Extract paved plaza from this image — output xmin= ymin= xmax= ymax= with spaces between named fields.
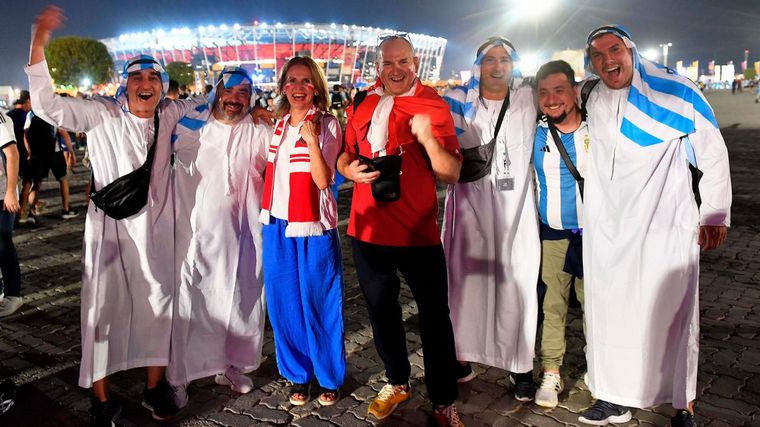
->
xmin=0 ymin=90 xmax=758 ymax=426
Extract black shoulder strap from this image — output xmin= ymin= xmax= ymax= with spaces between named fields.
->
xmin=353 ymin=90 xmax=368 ymax=111
xmin=580 ymin=78 xmax=600 ymax=120
xmin=547 ymin=119 xmax=584 ymax=201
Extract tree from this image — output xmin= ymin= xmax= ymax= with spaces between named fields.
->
xmin=744 ymin=67 xmax=757 ymax=81
xmin=166 ymin=62 xmax=194 ymax=87
xmin=46 ymin=36 xmax=113 ymax=86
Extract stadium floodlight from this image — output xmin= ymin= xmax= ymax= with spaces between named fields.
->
xmin=275 ymin=22 xmax=283 ymax=29
xmin=261 ymin=22 xmax=268 ymax=28
xmin=220 ymin=24 xmax=228 ymax=31
xmin=207 ymin=25 xmax=216 ymax=32
xmin=511 ymin=0 xmax=558 ymax=19
xmin=641 ymin=48 xmax=659 ymax=61
xmin=518 ymin=52 xmax=540 ymax=76
xmin=233 ymin=23 xmax=241 ymax=30
xmin=330 ymin=23 xmax=337 ymax=29
xmin=197 ymin=26 xmax=205 ymax=33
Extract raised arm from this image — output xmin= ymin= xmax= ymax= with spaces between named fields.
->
xmin=26 ymin=6 xmax=104 ymax=132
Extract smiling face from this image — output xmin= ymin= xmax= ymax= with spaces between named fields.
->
xmin=126 ymin=69 xmax=163 ymax=118
xmin=214 ymin=83 xmax=252 ymax=123
xmin=589 ymin=33 xmax=634 ymax=90
xmin=538 ymin=72 xmax=578 ymax=124
xmin=376 ymin=38 xmax=419 ymax=96
xmin=479 ymin=46 xmax=512 ymax=95
xmin=283 ymin=63 xmax=316 ymax=111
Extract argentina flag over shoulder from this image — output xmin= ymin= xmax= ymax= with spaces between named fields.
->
xmin=443 ymin=37 xmax=520 ymax=148
xmin=585 ymin=25 xmax=719 ymax=147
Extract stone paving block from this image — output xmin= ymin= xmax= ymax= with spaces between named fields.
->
xmin=292 ymin=415 xmax=337 ymax=427
xmin=207 ymin=410 xmax=257 ymax=426
xmin=557 ymin=389 xmax=593 ymax=413
xmin=632 ymin=408 xmax=671 ymax=426
xmin=246 ymin=404 xmax=292 ymax=424
xmin=708 ymin=375 xmax=745 ymax=398
xmin=330 ymin=412 xmax=374 ymax=426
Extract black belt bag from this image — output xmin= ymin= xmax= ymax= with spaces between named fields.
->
xmin=458 ymin=93 xmax=510 ymax=183
xmin=90 ymin=111 xmax=159 ymax=220
xmin=357 ymin=144 xmax=402 ymax=202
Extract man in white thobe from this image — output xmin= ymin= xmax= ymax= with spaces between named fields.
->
xmin=27 ymin=7 xmax=206 ymax=425
xmin=441 ymin=37 xmax=541 ymax=401
xmin=578 ymin=25 xmax=731 ymax=427
xmin=168 ymin=67 xmax=270 ymax=404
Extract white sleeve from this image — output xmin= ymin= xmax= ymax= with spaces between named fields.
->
xmin=0 ymin=112 xmax=15 ymax=145
xmin=689 ymin=127 xmax=732 ymax=227
xmin=320 ymin=115 xmax=342 ymax=182
xmin=160 ymin=96 xmax=209 ymax=126
xmin=25 ymin=60 xmax=105 ymax=132
xmin=252 ymin=123 xmax=272 ymax=176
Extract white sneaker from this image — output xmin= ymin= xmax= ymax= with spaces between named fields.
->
xmin=171 ymin=383 xmax=188 ymax=409
xmin=0 ymin=297 xmax=23 ymax=317
xmin=535 ymin=372 xmax=563 ymax=408
xmin=215 ymin=366 xmax=253 ymax=394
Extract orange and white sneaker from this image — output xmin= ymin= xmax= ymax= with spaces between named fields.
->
xmin=367 ymin=383 xmax=411 ymax=420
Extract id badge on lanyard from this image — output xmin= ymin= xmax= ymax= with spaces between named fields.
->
xmin=495 ymin=137 xmax=513 ymax=192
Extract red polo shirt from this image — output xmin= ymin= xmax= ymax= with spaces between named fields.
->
xmin=344 ymin=83 xmax=460 ymax=247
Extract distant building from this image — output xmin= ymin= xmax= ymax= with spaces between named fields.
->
xmin=100 ymin=23 xmax=447 ymax=88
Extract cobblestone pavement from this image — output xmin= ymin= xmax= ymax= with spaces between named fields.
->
xmin=0 ymin=90 xmax=759 ymax=426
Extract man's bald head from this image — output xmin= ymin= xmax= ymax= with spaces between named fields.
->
xmin=376 ymin=38 xmax=420 ymax=96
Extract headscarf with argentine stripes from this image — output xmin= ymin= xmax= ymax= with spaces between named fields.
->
xmin=585 ymin=25 xmax=719 ymax=147
xmin=114 ymin=55 xmax=169 ymax=111
xmin=443 ymin=37 xmax=521 ymax=150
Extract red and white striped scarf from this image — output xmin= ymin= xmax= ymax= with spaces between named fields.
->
xmin=259 ymin=107 xmax=323 ymax=237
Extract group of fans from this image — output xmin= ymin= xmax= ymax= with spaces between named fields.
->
xmin=0 ymin=5 xmax=732 ymax=427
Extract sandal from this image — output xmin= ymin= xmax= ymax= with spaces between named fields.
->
xmin=289 ymin=383 xmax=309 ymax=406
xmin=317 ymin=388 xmax=339 ymax=406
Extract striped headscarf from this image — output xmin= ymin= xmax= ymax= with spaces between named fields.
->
xmin=585 ymin=25 xmax=718 ymax=146
xmin=446 ymin=37 xmax=520 ymax=129
xmin=114 ymin=55 xmax=169 ymax=109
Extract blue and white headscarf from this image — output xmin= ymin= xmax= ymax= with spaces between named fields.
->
xmin=585 ymin=25 xmax=718 ymax=147
xmin=114 ymin=55 xmax=170 ymax=110
xmin=445 ymin=37 xmax=520 ymax=131
xmin=172 ymin=66 xmax=255 ymax=195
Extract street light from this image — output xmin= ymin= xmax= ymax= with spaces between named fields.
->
xmin=659 ymin=42 xmax=672 ymax=67
xmin=641 ymin=48 xmax=659 ymax=61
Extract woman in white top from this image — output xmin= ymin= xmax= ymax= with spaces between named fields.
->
xmin=259 ymin=57 xmax=345 ymax=406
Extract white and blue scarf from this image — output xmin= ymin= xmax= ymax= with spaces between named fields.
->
xmin=585 ymin=25 xmax=718 ymax=147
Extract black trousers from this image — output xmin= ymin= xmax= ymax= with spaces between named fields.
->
xmin=352 ymin=239 xmax=458 ymax=406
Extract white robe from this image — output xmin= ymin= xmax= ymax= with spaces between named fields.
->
xmin=26 ymin=61 xmax=205 ymax=388
xmin=442 ymin=86 xmax=541 ymax=373
xmin=584 ymin=84 xmax=731 ymax=408
xmin=168 ymin=115 xmax=270 ymax=385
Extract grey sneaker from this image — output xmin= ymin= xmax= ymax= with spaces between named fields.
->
xmin=61 ymin=209 xmax=80 ymax=220
xmin=0 ymin=297 xmax=23 ymax=317
xmin=578 ymin=399 xmax=632 ymax=425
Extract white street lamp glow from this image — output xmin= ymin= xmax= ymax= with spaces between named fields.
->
xmin=641 ymin=48 xmax=659 ymax=61
xmin=81 ymin=78 xmax=91 ymax=87
xmin=512 ymin=0 xmax=557 ymax=19
xmin=518 ymin=52 xmax=540 ymax=76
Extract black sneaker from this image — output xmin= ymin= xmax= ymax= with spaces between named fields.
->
xmin=0 ymin=379 xmax=17 ymax=415
xmin=509 ymin=371 xmax=536 ymax=402
xmin=89 ymin=398 xmax=122 ymax=427
xmin=455 ymin=362 xmax=477 ymax=383
xmin=671 ymin=410 xmax=696 ymax=427
xmin=142 ymin=380 xmax=179 ymax=421
xmin=578 ymin=399 xmax=632 ymax=425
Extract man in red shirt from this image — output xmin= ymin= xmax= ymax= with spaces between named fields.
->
xmin=337 ymin=35 xmax=463 ymax=427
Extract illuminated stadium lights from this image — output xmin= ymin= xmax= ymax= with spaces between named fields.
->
xmin=102 ymin=22 xmax=447 ymax=87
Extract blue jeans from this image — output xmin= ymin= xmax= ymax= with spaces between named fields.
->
xmin=0 ymin=210 xmax=20 ymax=297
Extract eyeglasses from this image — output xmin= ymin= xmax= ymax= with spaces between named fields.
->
xmin=377 ymin=32 xmax=414 ymax=50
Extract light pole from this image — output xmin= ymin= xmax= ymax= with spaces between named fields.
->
xmin=659 ymin=42 xmax=672 ymax=67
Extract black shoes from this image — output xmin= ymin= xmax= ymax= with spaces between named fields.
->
xmin=455 ymin=362 xmax=477 ymax=383
xmin=89 ymin=398 xmax=122 ymax=427
xmin=509 ymin=371 xmax=536 ymax=402
xmin=578 ymin=399 xmax=632 ymax=425
xmin=142 ymin=380 xmax=179 ymax=421
xmin=671 ymin=410 xmax=696 ymax=427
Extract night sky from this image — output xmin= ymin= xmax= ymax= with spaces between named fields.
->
xmin=2 ymin=0 xmax=759 ymax=88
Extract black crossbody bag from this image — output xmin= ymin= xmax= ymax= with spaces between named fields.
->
xmin=547 ymin=119 xmax=584 ymax=200
xmin=458 ymin=94 xmax=510 ymax=183
xmin=90 ymin=111 xmax=159 ymax=220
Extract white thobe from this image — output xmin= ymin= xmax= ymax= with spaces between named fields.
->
xmin=584 ymin=84 xmax=731 ymax=408
xmin=442 ymin=86 xmax=541 ymax=373
xmin=26 ymin=60 xmax=205 ymax=388
xmin=168 ymin=115 xmax=270 ymax=385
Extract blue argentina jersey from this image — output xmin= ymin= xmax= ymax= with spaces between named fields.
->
xmin=533 ymin=117 xmax=589 ymax=230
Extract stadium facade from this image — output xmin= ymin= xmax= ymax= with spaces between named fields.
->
xmin=100 ymin=22 xmax=447 ymax=88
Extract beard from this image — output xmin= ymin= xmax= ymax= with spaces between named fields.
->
xmin=547 ymin=110 xmax=568 ymax=125
xmin=215 ymin=101 xmax=247 ymax=122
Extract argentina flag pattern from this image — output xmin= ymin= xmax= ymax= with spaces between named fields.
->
xmin=533 ymin=118 xmax=588 ymax=230
xmin=585 ymin=25 xmax=719 ymax=147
